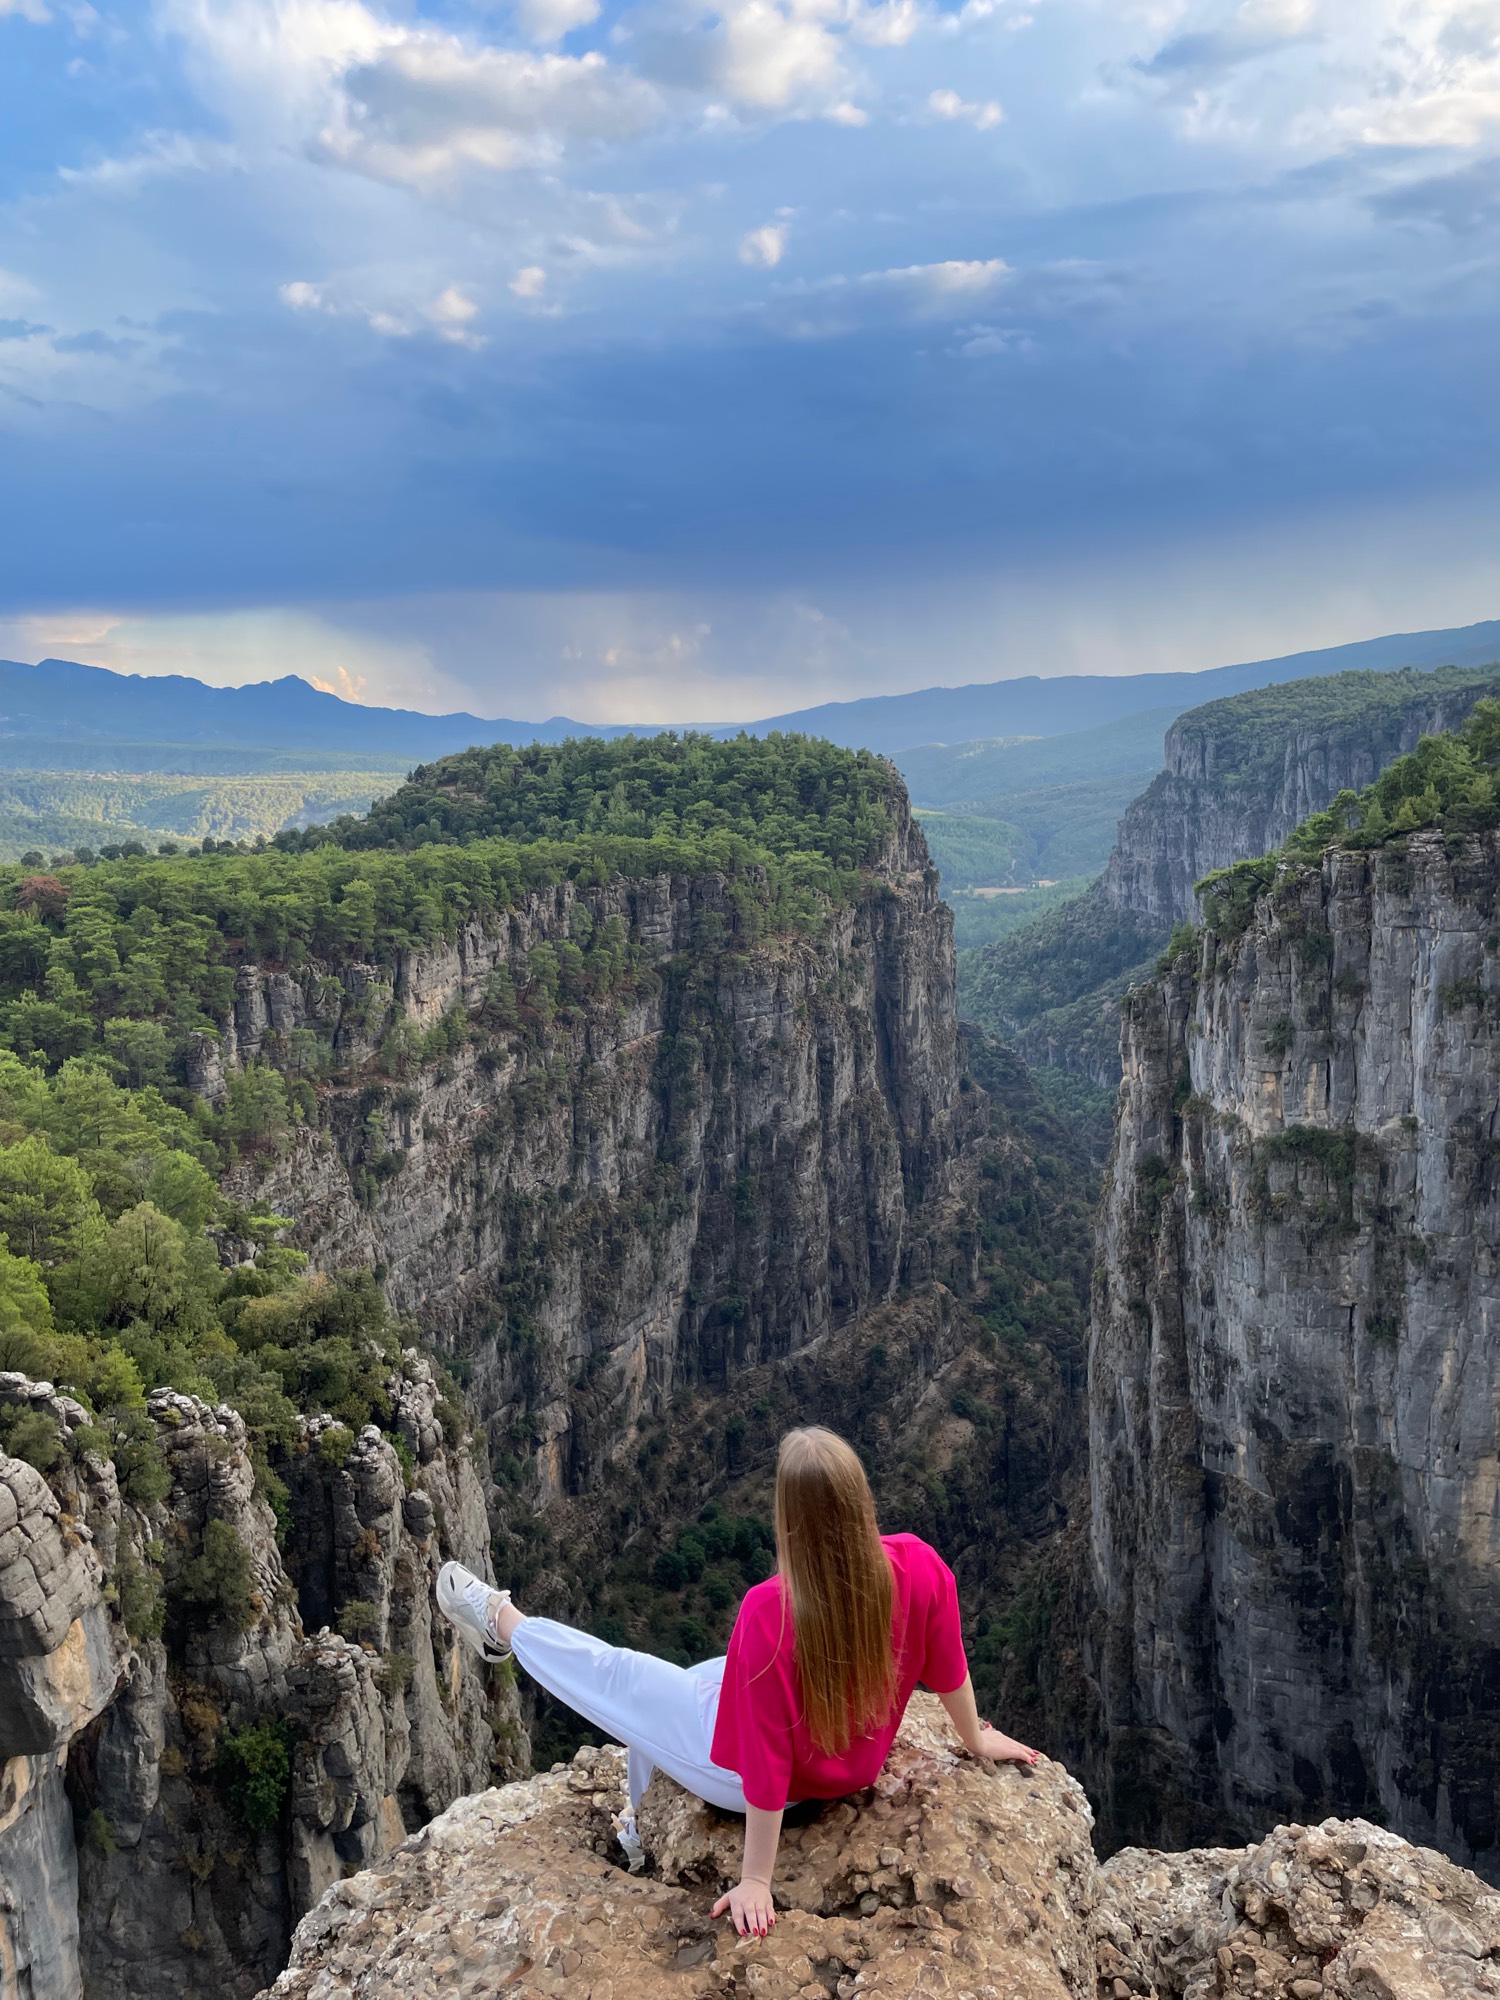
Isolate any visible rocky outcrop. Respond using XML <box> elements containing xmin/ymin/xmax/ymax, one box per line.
<box><xmin>1097</xmin><ymin>1817</ymin><xmax>1500</xmax><ymax>1999</ymax></box>
<box><xmin>0</xmin><ymin>1415</ymin><xmax>122</xmax><ymax>2000</ymax></box>
<box><xmin>1101</xmin><ymin>667</ymin><xmax>1500</xmax><ymax>926</ymax></box>
<box><xmin>0</xmin><ymin>1365</ymin><xmax>523</xmax><ymax>2000</ymax></box>
<box><xmin>260</xmin><ymin>1693</ymin><xmax>1500</xmax><ymax>2000</ymax></box>
<box><xmin>260</xmin><ymin>1693</ymin><xmax>1100</xmax><ymax>2000</ymax></box>
<box><xmin>1088</xmin><ymin>827</ymin><xmax>1500</xmax><ymax>1874</ymax></box>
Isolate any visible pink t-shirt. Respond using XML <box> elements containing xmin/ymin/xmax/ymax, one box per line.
<box><xmin>709</xmin><ymin>1532</ymin><xmax>969</xmax><ymax>1812</ymax></box>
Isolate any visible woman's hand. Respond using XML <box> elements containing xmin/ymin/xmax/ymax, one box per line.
<box><xmin>712</xmin><ymin>1876</ymin><xmax>777</xmax><ymax>1937</ymax></box>
<box><xmin>975</xmin><ymin>1722</ymin><xmax>1039</xmax><ymax>1766</ymax></box>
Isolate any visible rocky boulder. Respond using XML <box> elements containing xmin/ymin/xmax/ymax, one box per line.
<box><xmin>260</xmin><ymin>1692</ymin><xmax>1099</xmax><ymax>2000</ymax></box>
<box><xmin>1096</xmin><ymin>1817</ymin><xmax>1500</xmax><ymax>2000</ymax></box>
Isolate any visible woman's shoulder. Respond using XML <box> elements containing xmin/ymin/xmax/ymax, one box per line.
<box><xmin>882</xmin><ymin>1533</ymin><xmax>953</xmax><ymax>1581</ymax></box>
<box><xmin>736</xmin><ymin>1575</ymin><xmax>789</xmax><ymax>1631</ymax></box>
<box><xmin>882</xmin><ymin>1531</ymin><xmax>936</xmax><ymax>1559</ymax></box>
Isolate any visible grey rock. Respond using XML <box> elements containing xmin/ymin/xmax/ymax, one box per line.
<box><xmin>1089</xmin><ymin>828</ymin><xmax>1500</xmax><ymax>1877</ymax></box>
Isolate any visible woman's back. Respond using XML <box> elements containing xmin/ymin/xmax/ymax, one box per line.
<box><xmin>710</xmin><ymin>1532</ymin><xmax>968</xmax><ymax>1810</ymax></box>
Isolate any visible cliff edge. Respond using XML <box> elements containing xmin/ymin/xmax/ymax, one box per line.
<box><xmin>260</xmin><ymin>1693</ymin><xmax>1500</xmax><ymax>2000</ymax></box>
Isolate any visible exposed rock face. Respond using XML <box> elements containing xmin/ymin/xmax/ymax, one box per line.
<box><xmin>219</xmin><ymin>818</ymin><xmax>963</xmax><ymax>1519</ymax></box>
<box><xmin>0</xmin><ymin>1420</ymin><xmax>121</xmax><ymax>2000</ymax></box>
<box><xmin>260</xmin><ymin>1693</ymin><xmax>1500</xmax><ymax>2000</ymax></box>
<box><xmin>1101</xmin><ymin>670</ymin><xmax>1500</xmax><ymax>925</ymax></box>
<box><xmin>0</xmin><ymin>1366</ymin><xmax>523</xmax><ymax>2000</ymax></box>
<box><xmin>1089</xmin><ymin>828</ymin><xmax>1500</xmax><ymax>1873</ymax></box>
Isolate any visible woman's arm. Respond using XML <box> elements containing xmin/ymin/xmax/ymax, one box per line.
<box><xmin>938</xmin><ymin>1673</ymin><xmax>1039</xmax><ymax>1765</ymax></box>
<box><xmin>711</xmin><ymin>1805</ymin><xmax>783</xmax><ymax>1936</ymax></box>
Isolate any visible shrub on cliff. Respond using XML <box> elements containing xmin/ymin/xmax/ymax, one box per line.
<box><xmin>216</xmin><ymin>1720</ymin><xmax>293</xmax><ymax>1836</ymax></box>
<box><xmin>169</xmin><ymin>1517</ymin><xmax>258</xmax><ymax>1632</ymax></box>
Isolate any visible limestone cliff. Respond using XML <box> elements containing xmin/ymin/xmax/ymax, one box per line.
<box><xmin>214</xmin><ymin>806</ymin><xmax>963</xmax><ymax>1531</ymax></box>
<box><xmin>1101</xmin><ymin>665</ymin><xmax>1500</xmax><ymax>926</ymax></box>
<box><xmin>0</xmin><ymin>1364</ymin><xmax>523</xmax><ymax>2000</ymax></box>
<box><xmin>260</xmin><ymin>1692</ymin><xmax>1500</xmax><ymax>2000</ymax></box>
<box><xmin>1089</xmin><ymin>825</ymin><xmax>1500</xmax><ymax>1875</ymax></box>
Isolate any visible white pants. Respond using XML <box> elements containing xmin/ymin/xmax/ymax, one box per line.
<box><xmin>510</xmin><ymin>1616</ymin><xmax>751</xmax><ymax>1814</ymax></box>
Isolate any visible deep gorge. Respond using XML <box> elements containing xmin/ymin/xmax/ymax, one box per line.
<box><xmin>7</xmin><ymin>711</ymin><xmax>1500</xmax><ymax>1997</ymax></box>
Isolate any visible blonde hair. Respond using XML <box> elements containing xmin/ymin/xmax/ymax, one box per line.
<box><xmin>774</xmin><ymin>1427</ymin><xmax>897</xmax><ymax>1756</ymax></box>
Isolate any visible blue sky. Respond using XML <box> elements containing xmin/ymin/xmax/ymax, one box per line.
<box><xmin>3</xmin><ymin>0</ymin><xmax>1500</xmax><ymax>721</ymax></box>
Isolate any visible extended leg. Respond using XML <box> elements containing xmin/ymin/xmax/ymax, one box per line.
<box><xmin>510</xmin><ymin>1618</ymin><xmax>748</xmax><ymax>1814</ymax></box>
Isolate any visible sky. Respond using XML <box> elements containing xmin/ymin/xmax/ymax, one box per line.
<box><xmin>3</xmin><ymin>0</ymin><xmax>1500</xmax><ymax>722</ymax></box>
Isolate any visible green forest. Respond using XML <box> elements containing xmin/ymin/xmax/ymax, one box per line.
<box><xmin>956</xmin><ymin>881</ymin><xmax>1167</xmax><ymax>1040</ymax></box>
<box><xmin>278</xmin><ymin>732</ymin><xmax>898</xmax><ymax>862</ymax></box>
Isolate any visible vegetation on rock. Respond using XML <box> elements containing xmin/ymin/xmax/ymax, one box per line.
<box><xmin>275</xmin><ymin>732</ymin><xmax>898</xmax><ymax>871</ymax></box>
<box><xmin>1199</xmin><ymin>697</ymin><xmax>1500</xmax><ymax>937</ymax></box>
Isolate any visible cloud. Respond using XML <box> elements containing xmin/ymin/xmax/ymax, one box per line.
<box><xmin>281</xmin><ymin>277</ymin><xmax>487</xmax><ymax>344</ymax></box>
<box><xmin>328</xmin><ymin>39</ymin><xmax>664</xmax><ymax>181</ymax></box>
<box><xmin>0</xmin><ymin>318</ymin><xmax>52</xmax><ymax>341</ymax></box>
<box><xmin>1124</xmin><ymin>1</ymin><xmax>1500</xmax><ymax>157</ymax></box>
<box><xmin>631</xmin><ymin>0</ymin><xmax>917</xmax><ymax>120</ymax></box>
<box><xmin>427</xmin><ymin>284</ymin><xmax>486</xmax><ymax>345</ymax></box>
<box><xmin>929</xmin><ymin>85</ymin><xmax>1002</xmax><ymax>126</ymax></box>
<box><xmin>757</xmin><ymin>253</ymin><xmax>1011</xmax><ymax>335</ymax></box>
<box><xmin>57</xmin><ymin>131</ymin><xmax>238</xmax><ymax>188</ymax></box>
<box><xmin>159</xmin><ymin>0</ymin><xmax>663</xmax><ymax>186</ymax></box>
<box><xmin>510</xmin><ymin>263</ymin><xmax>548</xmax><ymax>295</ymax></box>
<box><xmin>865</xmin><ymin>255</ymin><xmax>1008</xmax><ymax>297</ymax></box>
<box><xmin>0</xmin><ymin>0</ymin><xmax>52</xmax><ymax>20</ymax></box>
<box><xmin>705</xmin><ymin>0</ymin><xmax>848</xmax><ymax>110</ymax></box>
<box><xmin>850</xmin><ymin>0</ymin><xmax>921</xmax><ymax>47</ymax></box>
<box><xmin>739</xmin><ymin>220</ymin><xmax>787</xmax><ymax>264</ymax></box>
<box><xmin>1369</xmin><ymin>159</ymin><xmax>1500</xmax><ymax>232</ymax></box>
<box><xmin>514</xmin><ymin>0</ymin><xmax>601</xmax><ymax>41</ymax></box>
<box><xmin>53</xmin><ymin>329</ymin><xmax>145</xmax><ymax>356</ymax></box>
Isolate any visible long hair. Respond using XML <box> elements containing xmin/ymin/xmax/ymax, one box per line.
<box><xmin>774</xmin><ymin>1426</ymin><xmax>897</xmax><ymax>1756</ymax></box>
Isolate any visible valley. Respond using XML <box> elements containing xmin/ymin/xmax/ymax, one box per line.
<box><xmin>5</xmin><ymin>667</ymin><xmax>1500</xmax><ymax>1994</ymax></box>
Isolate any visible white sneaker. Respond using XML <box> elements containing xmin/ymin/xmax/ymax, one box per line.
<box><xmin>436</xmin><ymin>1562</ymin><xmax>513</xmax><ymax>1663</ymax></box>
<box><xmin>614</xmin><ymin>1810</ymin><xmax>646</xmax><ymax>1874</ymax></box>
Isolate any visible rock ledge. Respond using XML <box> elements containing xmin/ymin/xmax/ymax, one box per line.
<box><xmin>256</xmin><ymin>1692</ymin><xmax>1500</xmax><ymax>2000</ymax></box>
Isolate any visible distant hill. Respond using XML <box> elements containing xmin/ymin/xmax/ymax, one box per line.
<box><xmin>0</xmin><ymin>658</ymin><xmax>614</xmax><ymax>764</ymax></box>
<box><xmin>7</xmin><ymin>617</ymin><xmax>1500</xmax><ymax>772</ymax></box>
<box><xmin>742</xmin><ymin>619</ymin><xmax>1500</xmax><ymax>753</ymax></box>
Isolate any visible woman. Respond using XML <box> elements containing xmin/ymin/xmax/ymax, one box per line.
<box><xmin>437</xmin><ymin>1425</ymin><xmax>1038</xmax><ymax>1938</ymax></box>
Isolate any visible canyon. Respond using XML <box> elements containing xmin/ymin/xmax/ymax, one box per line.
<box><xmin>8</xmin><ymin>701</ymin><xmax>1500</xmax><ymax>1997</ymax></box>
<box><xmin>5</xmin><ymin>772</ymin><xmax>1072</xmax><ymax>1997</ymax></box>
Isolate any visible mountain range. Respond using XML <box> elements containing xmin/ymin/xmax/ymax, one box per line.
<box><xmin>9</xmin><ymin>615</ymin><xmax>1500</xmax><ymax>768</ymax></box>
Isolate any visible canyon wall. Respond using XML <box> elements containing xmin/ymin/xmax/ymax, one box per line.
<box><xmin>0</xmin><ymin>1364</ymin><xmax>522</xmax><ymax>2000</ymax></box>
<box><xmin>220</xmin><ymin>807</ymin><xmax>965</xmax><ymax>1520</ymax></box>
<box><xmin>1088</xmin><ymin>826</ymin><xmax>1500</xmax><ymax>1874</ymax></box>
<box><xmin>1101</xmin><ymin>669</ymin><xmax>1500</xmax><ymax>926</ymax></box>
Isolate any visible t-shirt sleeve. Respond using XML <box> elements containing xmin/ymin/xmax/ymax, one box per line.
<box><xmin>918</xmin><ymin>1548</ymin><xmax>968</xmax><ymax>1694</ymax></box>
<box><xmin>710</xmin><ymin>1590</ymin><xmax>798</xmax><ymax>1812</ymax></box>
